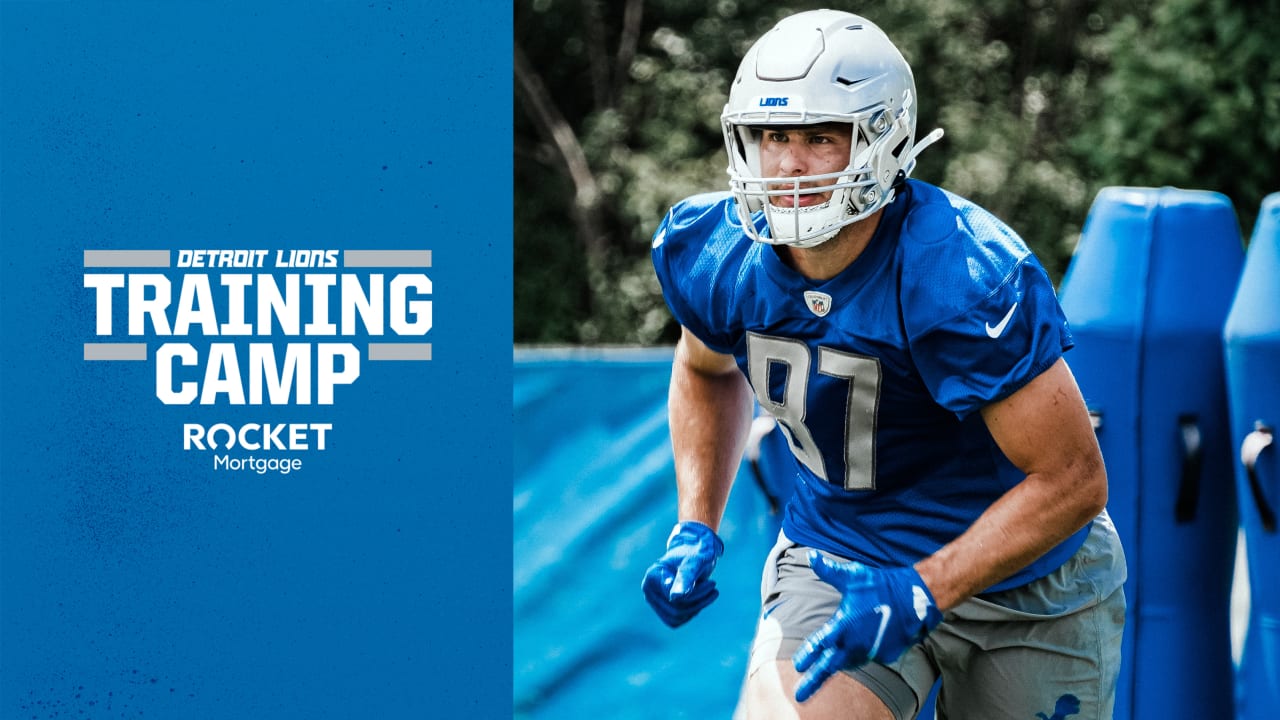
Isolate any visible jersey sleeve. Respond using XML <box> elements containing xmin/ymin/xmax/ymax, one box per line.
<box><xmin>650</xmin><ymin>193</ymin><xmax>741</xmax><ymax>354</ymax></box>
<box><xmin>909</xmin><ymin>257</ymin><xmax>1072</xmax><ymax>418</ymax></box>
<box><xmin>900</xmin><ymin>185</ymin><xmax>1073</xmax><ymax>419</ymax></box>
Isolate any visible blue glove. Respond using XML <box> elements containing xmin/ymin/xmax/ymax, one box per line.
<box><xmin>793</xmin><ymin>552</ymin><xmax>943</xmax><ymax>703</ymax></box>
<box><xmin>641</xmin><ymin>521</ymin><xmax>724</xmax><ymax>628</ymax></box>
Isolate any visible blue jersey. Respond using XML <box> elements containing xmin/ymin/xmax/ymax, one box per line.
<box><xmin>652</xmin><ymin>180</ymin><xmax>1089</xmax><ymax>592</ymax></box>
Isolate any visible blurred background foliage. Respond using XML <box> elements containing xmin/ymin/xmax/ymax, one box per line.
<box><xmin>514</xmin><ymin>0</ymin><xmax>1280</xmax><ymax>345</ymax></box>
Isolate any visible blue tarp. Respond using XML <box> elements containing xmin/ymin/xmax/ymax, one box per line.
<box><xmin>513</xmin><ymin>348</ymin><xmax>782</xmax><ymax>719</ymax></box>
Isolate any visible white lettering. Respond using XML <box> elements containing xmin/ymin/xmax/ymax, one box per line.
<box><xmin>157</xmin><ymin>343</ymin><xmax>357</xmax><ymax>406</ymax></box>
<box><xmin>187</xmin><ymin>423</ymin><xmax>332</xmax><ymax>451</ymax></box>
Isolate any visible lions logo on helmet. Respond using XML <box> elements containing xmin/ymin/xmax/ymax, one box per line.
<box><xmin>721</xmin><ymin>10</ymin><xmax>944</xmax><ymax>248</ymax></box>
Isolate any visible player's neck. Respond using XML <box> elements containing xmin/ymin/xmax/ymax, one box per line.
<box><xmin>778</xmin><ymin>209</ymin><xmax>884</xmax><ymax>281</ymax></box>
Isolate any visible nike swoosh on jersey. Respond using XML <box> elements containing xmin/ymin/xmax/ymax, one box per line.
<box><xmin>985</xmin><ymin>302</ymin><xmax>1019</xmax><ymax>338</ymax></box>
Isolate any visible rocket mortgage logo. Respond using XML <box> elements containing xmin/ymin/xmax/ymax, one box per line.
<box><xmin>82</xmin><ymin>248</ymin><xmax>433</xmax><ymax>475</ymax></box>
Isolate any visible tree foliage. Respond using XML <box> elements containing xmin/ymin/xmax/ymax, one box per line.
<box><xmin>515</xmin><ymin>0</ymin><xmax>1280</xmax><ymax>345</ymax></box>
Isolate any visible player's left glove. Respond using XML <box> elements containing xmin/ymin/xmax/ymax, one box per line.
<box><xmin>792</xmin><ymin>552</ymin><xmax>943</xmax><ymax>703</ymax></box>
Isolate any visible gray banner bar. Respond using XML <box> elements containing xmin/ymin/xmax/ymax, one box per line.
<box><xmin>84</xmin><ymin>250</ymin><xmax>171</xmax><ymax>267</ymax></box>
<box><xmin>367</xmin><ymin>343</ymin><xmax>432</xmax><ymax>361</ymax></box>
<box><xmin>84</xmin><ymin>343</ymin><xmax>148</xmax><ymax>361</ymax></box>
<box><xmin>343</xmin><ymin>250</ymin><xmax>432</xmax><ymax>268</ymax></box>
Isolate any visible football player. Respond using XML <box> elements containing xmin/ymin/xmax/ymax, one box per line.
<box><xmin>641</xmin><ymin>10</ymin><xmax>1127</xmax><ymax>720</ymax></box>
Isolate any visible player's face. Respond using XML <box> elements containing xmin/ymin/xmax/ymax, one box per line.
<box><xmin>757</xmin><ymin>123</ymin><xmax>853</xmax><ymax>207</ymax></box>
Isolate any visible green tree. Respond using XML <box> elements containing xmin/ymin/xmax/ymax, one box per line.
<box><xmin>1075</xmin><ymin>0</ymin><xmax>1280</xmax><ymax>240</ymax></box>
<box><xmin>516</xmin><ymin>0</ymin><xmax>780</xmax><ymax>345</ymax></box>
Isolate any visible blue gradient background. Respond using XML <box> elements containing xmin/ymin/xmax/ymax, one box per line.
<box><xmin>0</xmin><ymin>2</ymin><xmax>512</xmax><ymax>717</ymax></box>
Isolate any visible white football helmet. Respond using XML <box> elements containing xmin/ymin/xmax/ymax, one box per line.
<box><xmin>722</xmin><ymin>10</ymin><xmax>944</xmax><ymax>247</ymax></box>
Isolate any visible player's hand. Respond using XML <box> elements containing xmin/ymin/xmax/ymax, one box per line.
<box><xmin>792</xmin><ymin>553</ymin><xmax>942</xmax><ymax>703</ymax></box>
<box><xmin>641</xmin><ymin>521</ymin><xmax>724</xmax><ymax>628</ymax></box>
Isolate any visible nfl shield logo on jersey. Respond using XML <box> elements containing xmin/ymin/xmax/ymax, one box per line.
<box><xmin>803</xmin><ymin>290</ymin><xmax>833</xmax><ymax>317</ymax></box>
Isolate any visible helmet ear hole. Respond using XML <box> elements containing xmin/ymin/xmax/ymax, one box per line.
<box><xmin>890</xmin><ymin>136</ymin><xmax>909</xmax><ymax>160</ymax></box>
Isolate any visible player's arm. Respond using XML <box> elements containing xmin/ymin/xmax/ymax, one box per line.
<box><xmin>641</xmin><ymin>327</ymin><xmax>755</xmax><ymax>628</ymax></box>
<box><xmin>792</xmin><ymin>357</ymin><xmax>1104</xmax><ymax>701</ymax></box>
<box><xmin>668</xmin><ymin>326</ymin><xmax>756</xmax><ymax>529</ymax></box>
<box><xmin>914</xmin><ymin>357</ymin><xmax>1107</xmax><ymax>610</ymax></box>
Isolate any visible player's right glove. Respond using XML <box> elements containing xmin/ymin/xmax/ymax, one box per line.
<box><xmin>792</xmin><ymin>553</ymin><xmax>943</xmax><ymax>703</ymax></box>
<box><xmin>641</xmin><ymin>521</ymin><xmax>724</xmax><ymax>628</ymax></box>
